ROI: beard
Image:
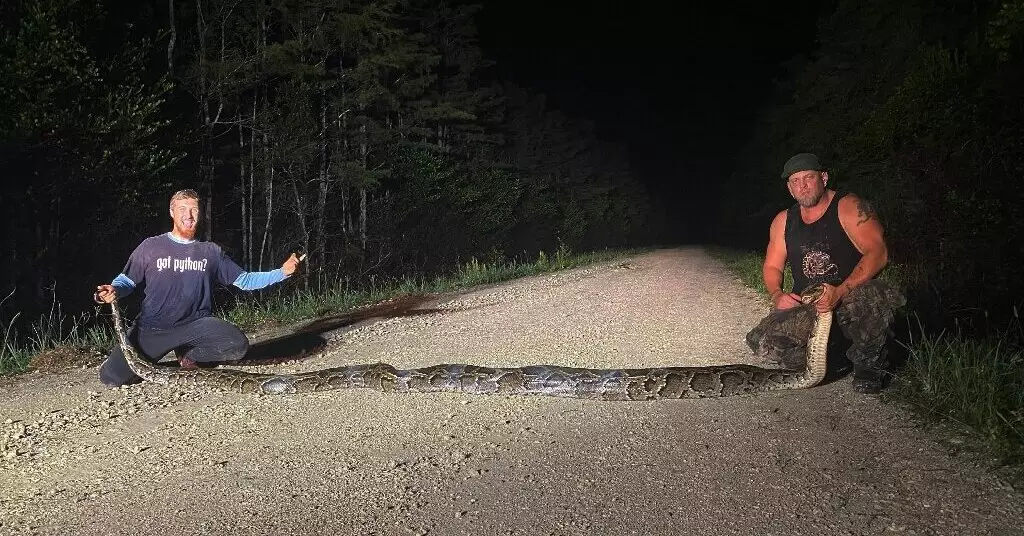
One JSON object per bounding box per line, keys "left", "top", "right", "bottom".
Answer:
{"left": 796, "top": 189, "right": 825, "bottom": 208}
{"left": 176, "top": 220, "right": 197, "bottom": 237}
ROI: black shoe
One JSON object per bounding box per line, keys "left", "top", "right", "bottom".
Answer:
{"left": 852, "top": 366, "right": 885, "bottom": 394}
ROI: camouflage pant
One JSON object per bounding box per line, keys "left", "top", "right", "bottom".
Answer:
{"left": 745, "top": 279, "right": 906, "bottom": 372}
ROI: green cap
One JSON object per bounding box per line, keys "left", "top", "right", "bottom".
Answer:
{"left": 781, "top": 153, "right": 825, "bottom": 179}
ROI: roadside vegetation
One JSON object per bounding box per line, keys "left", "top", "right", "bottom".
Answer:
{"left": 1, "top": 247, "right": 645, "bottom": 376}
{"left": 709, "top": 246, "right": 1024, "bottom": 479}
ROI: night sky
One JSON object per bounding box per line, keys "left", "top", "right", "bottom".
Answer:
{"left": 475, "top": 0, "right": 826, "bottom": 241}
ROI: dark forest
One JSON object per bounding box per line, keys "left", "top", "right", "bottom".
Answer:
{"left": 2, "top": 0, "right": 1023, "bottom": 354}
{"left": 2, "top": 0, "right": 667, "bottom": 326}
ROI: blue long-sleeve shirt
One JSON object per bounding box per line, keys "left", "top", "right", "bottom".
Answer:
{"left": 112, "top": 268, "right": 286, "bottom": 295}
{"left": 111, "top": 232, "right": 290, "bottom": 328}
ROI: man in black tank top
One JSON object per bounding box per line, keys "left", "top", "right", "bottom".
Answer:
{"left": 746, "top": 153, "right": 905, "bottom": 394}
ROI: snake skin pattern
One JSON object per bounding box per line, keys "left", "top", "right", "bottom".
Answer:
{"left": 107, "top": 285, "right": 831, "bottom": 400}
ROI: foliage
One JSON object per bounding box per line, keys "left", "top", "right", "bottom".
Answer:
{"left": 712, "top": 245, "right": 1024, "bottom": 477}
{"left": 0, "top": 0, "right": 182, "bottom": 329}
{"left": 0, "top": 0, "right": 661, "bottom": 354}
{"left": 888, "top": 319, "right": 1024, "bottom": 467}
{"left": 717, "top": 0, "right": 1024, "bottom": 336}
{"left": 1, "top": 246, "right": 646, "bottom": 375}
{"left": 384, "top": 147, "right": 522, "bottom": 269}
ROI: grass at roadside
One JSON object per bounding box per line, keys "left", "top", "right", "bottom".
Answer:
{"left": 707, "top": 244, "right": 792, "bottom": 296}
{"left": 0, "top": 246, "right": 649, "bottom": 376}
{"left": 222, "top": 245, "right": 645, "bottom": 331}
{"left": 887, "top": 322, "right": 1024, "bottom": 466}
{"left": 0, "top": 289, "right": 112, "bottom": 376}
{"left": 707, "top": 245, "right": 1024, "bottom": 473}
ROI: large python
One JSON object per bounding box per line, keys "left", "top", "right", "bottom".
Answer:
{"left": 107, "top": 284, "right": 830, "bottom": 400}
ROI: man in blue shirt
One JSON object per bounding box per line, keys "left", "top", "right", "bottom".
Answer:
{"left": 93, "top": 189, "right": 303, "bottom": 387}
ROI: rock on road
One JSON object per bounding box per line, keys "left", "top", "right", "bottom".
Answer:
{"left": 1, "top": 247, "right": 1021, "bottom": 536}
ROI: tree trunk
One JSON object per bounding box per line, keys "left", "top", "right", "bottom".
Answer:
{"left": 337, "top": 55, "right": 350, "bottom": 239}
{"left": 239, "top": 109, "right": 248, "bottom": 266}
{"left": 291, "top": 178, "right": 310, "bottom": 289}
{"left": 360, "top": 123, "right": 368, "bottom": 249}
{"left": 195, "top": 0, "right": 214, "bottom": 241}
{"left": 251, "top": 2, "right": 266, "bottom": 268}
{"left": 259, "top": 130, "right": 273, "bottom": 270}
{"left": 360, "top": 188, "right": 367, "bottom": 250}
{"left": 249, "top": 92, "right": 257, "bottom": 267}
{"left": 167, "top": 0, "right": 176, "bottom": 74}
{"left": 341, "top": 189, "right": 349, "bottom": 237}
{"left": 315, "top": 86, "right": 329, "bottom": 266}
{"left": 203, "top": 182, "right": 213, "bottom": 242}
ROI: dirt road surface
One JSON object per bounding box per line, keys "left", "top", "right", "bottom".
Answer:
{"left": 1, "top": 247, "right": 1021, "bottom": 536}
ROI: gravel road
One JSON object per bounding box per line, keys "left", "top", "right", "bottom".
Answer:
{"left": 1, "top": 246, "right": 1021, "bottom": 536}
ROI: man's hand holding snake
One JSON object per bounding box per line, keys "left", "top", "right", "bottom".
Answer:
{"left": 282, "top": 253, "right": 306, "bottom": 276}
{"left": 813, "top": 283, "right": 846, "bottom": 313}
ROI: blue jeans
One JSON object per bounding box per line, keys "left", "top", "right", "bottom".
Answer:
{"left": 98, "top": 315, "right": 249, "bottom": 387}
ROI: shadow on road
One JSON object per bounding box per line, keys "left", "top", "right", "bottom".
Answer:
{"left": 231, "top": 294, "right": 445, "bottom": 367}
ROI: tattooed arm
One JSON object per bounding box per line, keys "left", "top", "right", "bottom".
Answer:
{"left": 835, "top": 193, "right": 889, "bottom": 299}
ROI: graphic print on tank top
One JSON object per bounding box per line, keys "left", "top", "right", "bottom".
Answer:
{"left": 785, "top": 190, "right": 863, "bottom": 294}
{"left": 800, "top": 241, "right": 839, "bottom": 286}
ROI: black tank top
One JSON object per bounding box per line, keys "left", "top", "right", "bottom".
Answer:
{"left": 784, "top": 190, "right": 863, "bottom": 294}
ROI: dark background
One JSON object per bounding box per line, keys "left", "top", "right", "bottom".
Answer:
{"left": 474, "top": 0, "right": 826, "bottom": 242}
{"left": 1, "top": 0, "right": 1019, "bottom": 467}
{"left": 2, "top": 0, "right": 1023, "bottom": 341}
